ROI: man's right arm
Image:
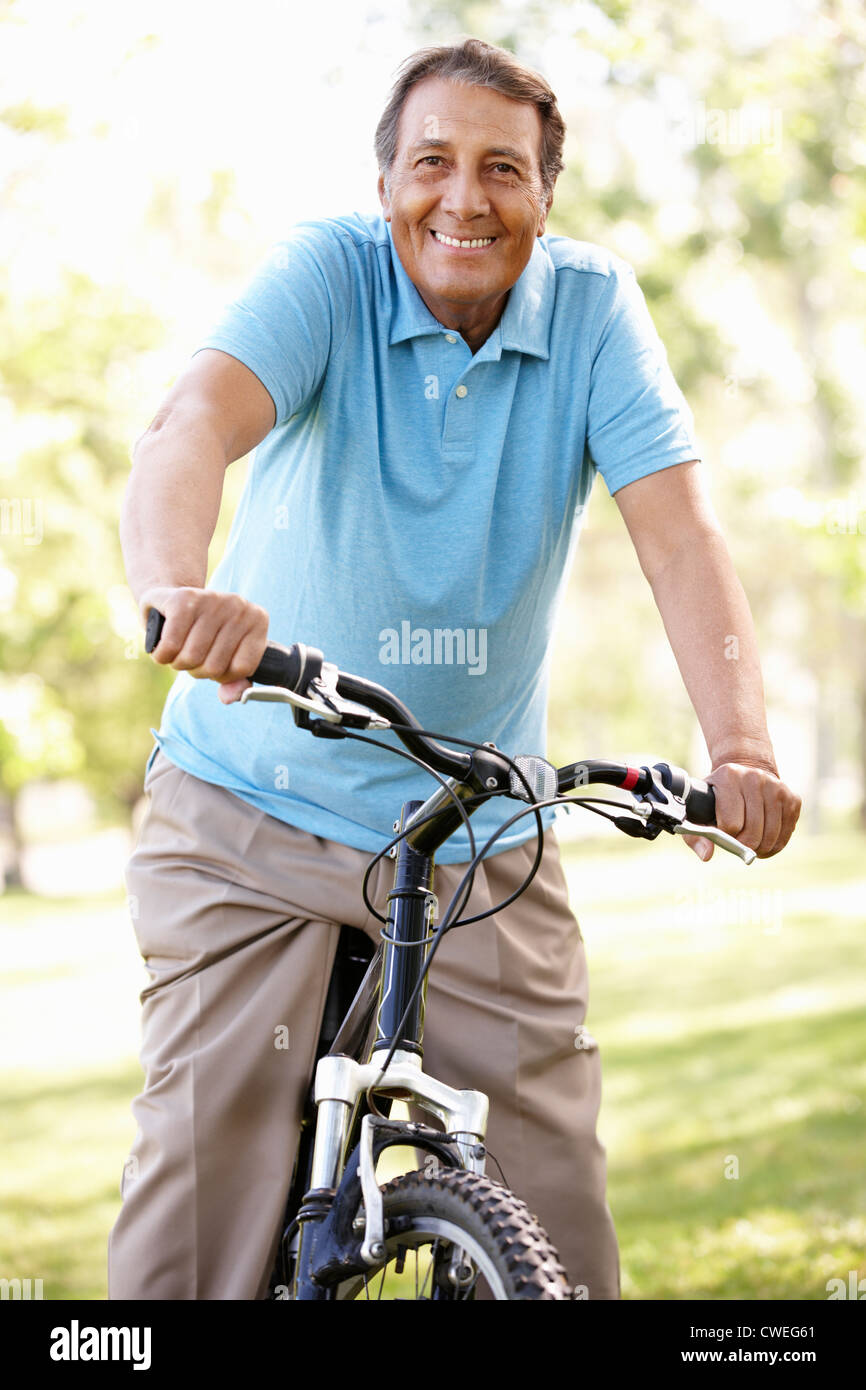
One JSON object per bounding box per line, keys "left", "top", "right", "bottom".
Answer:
{"left": 120, "top": 348, "right": 276, "bottom": 695}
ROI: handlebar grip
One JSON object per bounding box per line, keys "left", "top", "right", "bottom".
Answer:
{"left": 250, "top": 642, "right": 305, "bottom": 690}
{"left": 652, "top": 761, "right": 716, "bottom": 826}
{"left": 684, "top": 778, "right": 716, "bottom": 826}
{"left": 144, "top": 608, "right": 320, "bottom": 692}
{"left": 144, "top": 607, "right": 165, "bottom": 654}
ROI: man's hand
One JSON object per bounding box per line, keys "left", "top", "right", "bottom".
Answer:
{"left": 683, "top": 760, "right": 802, "bottom": 861}
{"left": 141, "top": 586, "right": 269, "bottom": 705}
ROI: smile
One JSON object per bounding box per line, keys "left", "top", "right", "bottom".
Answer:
{"left": 430, "top": 230, "right": 497, "bottom": 250}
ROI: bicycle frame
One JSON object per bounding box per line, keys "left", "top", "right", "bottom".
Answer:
{"left": 285, "top": 779, "right": 492, "bottom": 1298}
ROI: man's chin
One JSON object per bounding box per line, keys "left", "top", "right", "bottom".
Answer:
{"left": 423, "top": 274, "right": 504, "bottom": 305}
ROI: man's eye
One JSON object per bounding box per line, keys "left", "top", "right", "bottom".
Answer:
{"left": 493, "top": 163, "right": 517, "bottom": 174}
{"left": 420, "top": 156, "right": 443, "bottom": 167}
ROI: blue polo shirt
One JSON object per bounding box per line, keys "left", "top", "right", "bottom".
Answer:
{"left": 153, "top": 210, "right": 698, "bottom": 862}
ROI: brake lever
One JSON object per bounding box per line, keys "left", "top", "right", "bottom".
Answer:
{"left": 240, "top": 685, "right": 344, "bottom": 721}
{"left": 629, "top": 796, "right": 755, "bottom": 864}
{"left": 240, "top": 662, "right": 391, "bottom": 731}
{"left": 670, "top": 820, "right": 756, "bottom": 865}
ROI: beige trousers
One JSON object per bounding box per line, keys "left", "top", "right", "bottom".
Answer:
{"left": 107, "top": 750, "right": 620, "bottom": 1299}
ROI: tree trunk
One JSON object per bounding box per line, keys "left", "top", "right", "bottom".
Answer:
{"left": 0, "top": 790, "right": 24, "bottom": 889}
{"left": 859, "top": 662, "right": 866, "bottom": 831}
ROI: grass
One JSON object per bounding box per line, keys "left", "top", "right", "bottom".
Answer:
{"left": 563, "top": 823, "right": 866, "bottom": 1300}
{"left": 1, "top": 827, "right": 864, "bottom": 1300}
{"left": 0, "top": 1064, "right": 143, "bottom": 1300}
{"left": 0, "top": 891, "right": 146, "bottom": 1300}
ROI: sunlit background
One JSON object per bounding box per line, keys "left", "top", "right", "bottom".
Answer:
{"left": 1, "top": 0, "right": 865, "bottom": 1300}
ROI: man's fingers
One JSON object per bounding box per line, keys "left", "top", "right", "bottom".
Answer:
{"left": 706, "top": 762, "right": 803, "bottom": 861}
{"left": 218, "top": 678, "right": 251, "bottom": 705}
{"left": 141, "top": 588, "right": 270, "bottom": 684}
{"left": 756, "top": 797, "right": 783, "bottom": 858}
{"left": 736, "top": 766, "right": 766, "bottom": 854}
{"left": 226, "top": 630, "right": 269, "bottom": 684}
{"left": 188, "top": 619, "right": 259, "bottom": 682}
{"left": 758, "top": 783, "right": 802, "bottom": 857}
{"left": 173, "top": 612, "right": 224, "bottom": 673}
{"left": 683, "top": 833, "right": 714, "bottom": 862}
{"left": 707, "top": 773, "right": 743, "bottom": 835}
{"left": 142, "top": 596, "right": 197, "bottom": 665}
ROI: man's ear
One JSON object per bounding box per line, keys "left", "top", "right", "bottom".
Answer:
{"left": 377, "top": 172, "right": 391, "bottom": 222}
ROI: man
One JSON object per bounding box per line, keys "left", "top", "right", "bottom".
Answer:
{"left": 109, "top": 38, "right": 801, "bottom": 1300}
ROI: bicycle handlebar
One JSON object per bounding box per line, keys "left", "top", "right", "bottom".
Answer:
{"left": 144, "top": 608, "right": 716, "bottom": 829}
{"left": 557, "top": 759, "right": 716, "bottom": 826}
{"left": 145, "top": 607, "right": 315, "bottom": 691}
{"left": 144, "top": 608, "right": 473, "bottom": 781}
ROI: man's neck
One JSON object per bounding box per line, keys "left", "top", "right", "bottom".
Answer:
{"left": 426, "top": 291, "right": 511, "bottom": 355}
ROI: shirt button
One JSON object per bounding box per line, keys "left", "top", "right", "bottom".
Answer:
{"left": 455, "top": 384, "right": 468, "bottom": 398}
{"left": 445, "top": 333, "right": 457, "bottom": 344}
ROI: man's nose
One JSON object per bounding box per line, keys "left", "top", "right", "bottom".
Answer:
{"left": 439, "top": 164, "right": 490, "bottom": 221}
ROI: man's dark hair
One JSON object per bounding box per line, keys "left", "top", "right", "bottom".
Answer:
{"left": 375, "top": 37, "right": 566, "bottom": 205}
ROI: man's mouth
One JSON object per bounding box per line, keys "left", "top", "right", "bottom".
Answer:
{"left": 429, "top": 229, "right": 498, "bottom": 250}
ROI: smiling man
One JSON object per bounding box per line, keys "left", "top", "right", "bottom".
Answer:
{"left": 110, "top": 39, "right": 800, "bottom": 1300}
{"left": 378, "top": 75, "right": 552, "bottom": 352}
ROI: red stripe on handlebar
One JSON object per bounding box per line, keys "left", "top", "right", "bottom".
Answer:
{"left": 620, "top": 766, "right": 640, "bottom": 791}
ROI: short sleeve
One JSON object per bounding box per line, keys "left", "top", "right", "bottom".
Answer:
{"left": 585, "top": 260, "right": 699, "bottom": 495}
{"left": 191, "top": 221, "right": 353, "bottom": 428}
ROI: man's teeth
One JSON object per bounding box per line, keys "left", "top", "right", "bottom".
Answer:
{"left": 432, "top": 231, "right": 496, "bottom": 248}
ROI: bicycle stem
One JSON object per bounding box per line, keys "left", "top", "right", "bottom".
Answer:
{"left": 373, "top": 799, "right": 437, "bottom": 1058}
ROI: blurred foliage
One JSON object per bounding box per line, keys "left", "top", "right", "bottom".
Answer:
{"left": 0, "top": 266, "right": 172, "bottom": 810}
{"left": 0, "top": 100, "right": 67, "bottom": 138}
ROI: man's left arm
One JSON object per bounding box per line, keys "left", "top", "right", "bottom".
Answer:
{"left": 614, "top": 459, "right": 802, "bottom": 861}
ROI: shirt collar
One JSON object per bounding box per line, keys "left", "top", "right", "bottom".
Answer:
{"left": 385, "top": 218, "right": 553, "bottom": 361}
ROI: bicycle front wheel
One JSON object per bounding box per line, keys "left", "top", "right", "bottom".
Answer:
{"left": 332, "top": 1168, "right": 572, "bottom": 1301}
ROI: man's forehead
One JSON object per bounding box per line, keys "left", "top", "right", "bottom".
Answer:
{"left": 395, "top": 77, "right": 542, "bottom": 158}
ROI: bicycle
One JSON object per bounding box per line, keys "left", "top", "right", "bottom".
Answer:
{"left": 145, "top": 608, "right": 755, "bottom": 1301}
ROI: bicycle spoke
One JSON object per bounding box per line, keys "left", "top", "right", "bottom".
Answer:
{"left": 418, "top": 1237, "right": 438, "bottom": 1299}
{"left": 350, "top": 1237, "right": 484, "bottom": 1301}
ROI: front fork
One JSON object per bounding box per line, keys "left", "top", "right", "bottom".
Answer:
{"left": 289, "top": 1051, "right": 489, "bottom": 1297}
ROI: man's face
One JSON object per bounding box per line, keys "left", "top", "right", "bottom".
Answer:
{"left": 378, "top": 76, "right": 551, "bottom": 333}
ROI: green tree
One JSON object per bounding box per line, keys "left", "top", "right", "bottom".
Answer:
{"left": 0, "top": 265, "right": 173, "bottom": 880}
{"left": 0, "top": 41, "right": 255, "bottom": 883}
